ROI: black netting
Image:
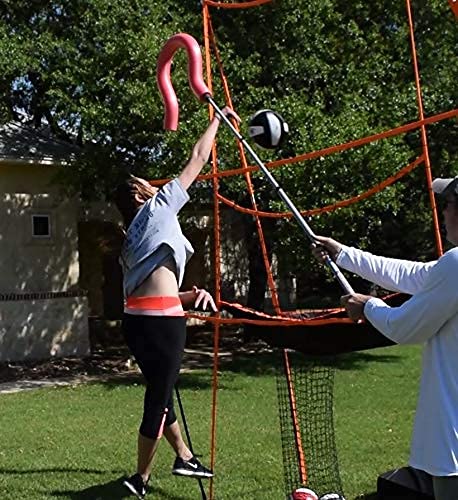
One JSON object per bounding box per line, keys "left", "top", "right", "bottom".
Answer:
{"left": 277, "top": 351, "right": 343, "bottom": 498}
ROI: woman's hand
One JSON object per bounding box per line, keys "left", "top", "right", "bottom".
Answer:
{"left": 216, "top": 106, "right": 241, "bottom": 124}
{"left": 192, "top": 286, "right": 218, "bottom": 312}
{"left": 311, "top": 235, "right": 343, "bottom": 262}
{"left": 179, "top": 106, "right": 241, "bottom": 191}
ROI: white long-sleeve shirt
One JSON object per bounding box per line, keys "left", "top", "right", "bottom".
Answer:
{"left": 337, "top": 246, "right": 458, "bottom": 476}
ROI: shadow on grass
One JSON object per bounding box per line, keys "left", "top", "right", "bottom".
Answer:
{"left": 312, "top": 350, "right": 402, "bottom": 371}
{"left": 50, "top": 476, "right": 129, "bottom": 499}
{"left": 217, "top": 348, "right": 402, "bottom": 376}
{"left": 0, "top": 467, "right": 121, "bottom": 475}
{"left": 96, "top": 350, "right": 283, "bottom": 392}
{"left": 96, "top": 370, "right": 214, "bottom": 391}
{"left": 96, "top": 346, "right": 403, "bottom": 393}
{"left": 355, "top": 493, "right": 378, "bottom": 500}
{"left": 50, "top": 476, "right": 198, "bottom": 499}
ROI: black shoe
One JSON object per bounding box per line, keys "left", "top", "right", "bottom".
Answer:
{"left": 123, "top": 473, "right": 147, "bottom": 498}
{"left": 172, "top": 456, "right": 214, "bottom": 478}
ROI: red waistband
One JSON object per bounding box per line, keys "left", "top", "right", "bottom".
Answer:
{"left": 125, "top": 296, "right": 182, "bottom": 310}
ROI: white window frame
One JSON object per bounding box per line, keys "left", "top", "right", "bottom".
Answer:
{"left": 31, "top": 214, "right": 51, "bottom": 238}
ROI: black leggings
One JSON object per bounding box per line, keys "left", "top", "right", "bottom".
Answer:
{"left": 122, "top": 314, "right": 187, "bottom": 439}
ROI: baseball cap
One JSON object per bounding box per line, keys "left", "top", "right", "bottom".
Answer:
{"left": 432, "top": 176, "right": 458, "bottom": 196}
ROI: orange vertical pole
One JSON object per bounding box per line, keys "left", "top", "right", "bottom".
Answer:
{"left": 207, "top": 19, "right": 282, "bottom": 313}
{"left": 405, "top": 0, "right": 443, "bottom": 256}
{"left": 283, "top": 350, "right": 308, "bottom": 485}
{"left": 203, "top": 5, "right": 220, "bottom": 500}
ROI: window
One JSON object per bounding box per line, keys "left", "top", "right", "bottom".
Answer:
{"left": 32, "top": 214, "right": 51, "bottom": 238}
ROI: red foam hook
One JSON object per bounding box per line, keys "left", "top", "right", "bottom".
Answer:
{"left": 157, "top": 33, "right": 212, "bottom": 131}
{"left": 449, "top": 0, "right": 458, "bottom": 17}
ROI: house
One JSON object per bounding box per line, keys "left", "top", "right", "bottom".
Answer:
{"left": 0, "top": 118, "right": 297, "bottom": 363}
{"left": 0, "top": 119, "right": 92, "bottom": 361}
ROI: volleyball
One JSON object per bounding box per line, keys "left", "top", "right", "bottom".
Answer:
{"left": 319, "top": 494, "right": 346, "bottom": 500}
{"left": 288, "top": 487, "right": 319, "bottom": 500}
{"left": 248, "top": 109, "right": 289, "bottom": 149}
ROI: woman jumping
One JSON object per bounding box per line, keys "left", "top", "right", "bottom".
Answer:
{"left": 114, "top": 106, "right": 240, "bottom": 499}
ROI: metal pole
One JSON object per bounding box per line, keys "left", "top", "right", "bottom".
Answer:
{"left": 175, "top": 384, "right": 208, "bottom": 500}
{"left": 206, "top": 95, "right": 354, "bottom": 295}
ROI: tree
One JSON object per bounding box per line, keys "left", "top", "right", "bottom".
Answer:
{"left": 207, "top": 0, "right": 457, "bottom": 303}
{"left": 1, "top": 0, "right": 456, "bottom": 305}
{"left": 0, "top": 0, "right": 207, "bottom": 196}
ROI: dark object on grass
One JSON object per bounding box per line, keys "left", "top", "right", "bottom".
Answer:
{"left": 220, "top": 294, "right": 412, "bottom": 356}
{"left": 377, "top": 466, "right": 434, "bottom": 499}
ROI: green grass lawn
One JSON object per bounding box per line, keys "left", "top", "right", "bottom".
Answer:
{"left": 0, "top": 343, "right": 421, "bottom": 499}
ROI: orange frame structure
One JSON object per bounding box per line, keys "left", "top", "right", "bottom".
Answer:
{"left": 158, "top": 2, "right": 457, "bottom": 498}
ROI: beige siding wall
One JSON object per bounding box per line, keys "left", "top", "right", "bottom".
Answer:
{"left": 0, "top": 295, "right": 90, "bottom": 361}
{"left": 0, "top": 164, "right": 80, "bottom": 293}
{"left": 0, "top": 162, "right": 89, "bottom": 361}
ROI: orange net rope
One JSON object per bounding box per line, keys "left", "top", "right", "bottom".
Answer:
{"left": 155, "top": 2, "right": 457, "bottom": 497}
{"left": 205, "top": 1, "right": 458, "bottom": 497}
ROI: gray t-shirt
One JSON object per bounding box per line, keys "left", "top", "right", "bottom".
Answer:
{"left": 120, "top": 178, "right": 194, "bottom": 298}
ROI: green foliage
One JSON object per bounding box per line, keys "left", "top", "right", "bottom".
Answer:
{"left": 1, "top": 0, "right": 456, "bottom": 276}
{"left": 0, "top": 0, "right": 204, "bottom": 196}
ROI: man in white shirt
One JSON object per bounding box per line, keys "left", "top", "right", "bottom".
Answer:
{"left": 312, "top": 176, "right": 458, "bottom": 500}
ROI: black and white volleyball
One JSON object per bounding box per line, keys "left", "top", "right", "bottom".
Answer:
{"left": 248, "top": 109, "right": 289, "bottom": 149}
